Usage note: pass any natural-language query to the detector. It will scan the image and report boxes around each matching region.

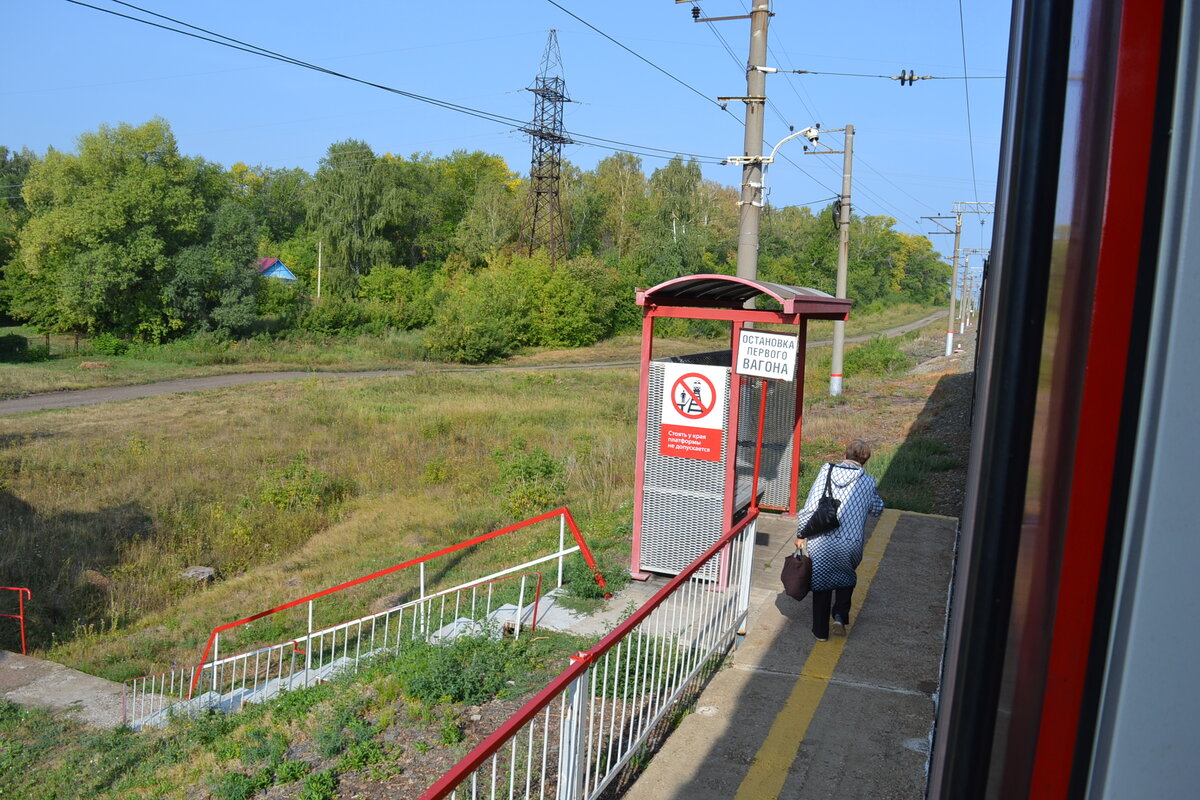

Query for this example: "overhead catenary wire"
[957,0,982,211]
[68,0,726,165]
[543,0,734,118]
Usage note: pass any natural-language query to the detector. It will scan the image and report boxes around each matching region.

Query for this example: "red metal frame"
[631,274,849,579]
[188,507,606,697]
[1028,0,1165,794]
[630,314,657,580]
[1,586,31,655]
[418,507,760,800]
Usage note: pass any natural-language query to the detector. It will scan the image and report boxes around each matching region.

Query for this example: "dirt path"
[0,312,946,416]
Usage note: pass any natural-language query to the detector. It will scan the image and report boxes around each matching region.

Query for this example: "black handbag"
[799,464,841,539]
[780,547,812,600]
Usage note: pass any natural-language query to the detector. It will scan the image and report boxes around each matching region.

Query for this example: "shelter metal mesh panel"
[639,350,799,577]
[736,378,797,510]
[640,354,732,579]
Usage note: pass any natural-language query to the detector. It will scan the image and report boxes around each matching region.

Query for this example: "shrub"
[383,634,563,706]
[493,440,566,517]
[297,297,370,336]
[562,550,627,600]
[0,334,27,362]
[90,332,129,356]
[844,336,912,376]
[258,455,353,510]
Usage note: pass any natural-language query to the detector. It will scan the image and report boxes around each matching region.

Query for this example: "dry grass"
[0,369,640,677]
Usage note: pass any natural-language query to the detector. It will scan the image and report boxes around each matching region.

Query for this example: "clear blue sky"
[6,1,1011,262]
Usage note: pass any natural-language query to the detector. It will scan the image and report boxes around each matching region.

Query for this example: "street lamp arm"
[765,129,814,163]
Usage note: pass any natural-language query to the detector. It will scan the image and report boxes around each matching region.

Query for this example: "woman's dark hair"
[845,439,872,464]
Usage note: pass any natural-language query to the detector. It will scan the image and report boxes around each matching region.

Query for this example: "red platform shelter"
[630,274,850,580]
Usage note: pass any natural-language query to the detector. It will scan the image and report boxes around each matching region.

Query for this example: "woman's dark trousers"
[811,586,854,639]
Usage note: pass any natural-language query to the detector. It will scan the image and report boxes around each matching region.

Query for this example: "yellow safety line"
[734,509,902,800]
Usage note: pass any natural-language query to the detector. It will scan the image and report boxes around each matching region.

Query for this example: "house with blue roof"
[257,257,297,284]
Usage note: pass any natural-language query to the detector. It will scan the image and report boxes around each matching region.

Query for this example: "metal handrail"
[418,508,760,800]
[1,586,31,655]
[183,507,604,698]
[123,570,546,726]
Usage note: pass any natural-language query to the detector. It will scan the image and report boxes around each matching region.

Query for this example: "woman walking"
[796,439,884,641]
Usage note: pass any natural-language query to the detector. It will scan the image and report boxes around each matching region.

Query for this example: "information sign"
[735,330,799,381]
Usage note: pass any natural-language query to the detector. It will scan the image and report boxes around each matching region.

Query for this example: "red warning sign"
[671,373,717,420]
[659,364,726,461]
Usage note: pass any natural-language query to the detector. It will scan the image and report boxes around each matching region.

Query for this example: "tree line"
[0,118,951,362]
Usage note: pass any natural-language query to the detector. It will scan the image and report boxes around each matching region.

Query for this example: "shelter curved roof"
[636,273,850,317]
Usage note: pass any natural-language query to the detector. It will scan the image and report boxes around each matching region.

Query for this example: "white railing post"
[211,633,219,694]
[419,562,427,638]
[557,653,590,800]
[516,575,527,640]
[306,600,314,679]
[558,514,566,589]
[735,520,756,640]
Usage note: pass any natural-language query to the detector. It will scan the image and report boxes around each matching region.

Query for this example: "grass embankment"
[0,304,964,799]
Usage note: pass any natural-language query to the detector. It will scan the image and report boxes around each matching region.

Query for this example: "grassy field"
[0,303,942,398]
[0,305,967,799]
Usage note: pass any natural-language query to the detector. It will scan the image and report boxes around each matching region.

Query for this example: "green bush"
[0,334,27,362]
[258,455,354,510]
[297,297,371,336]
[90,332,129,356]
[844,336,912,376]
[494,440,566,517]
[563,549,628,600]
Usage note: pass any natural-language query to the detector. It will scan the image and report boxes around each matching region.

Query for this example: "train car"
[927,0,1199,796]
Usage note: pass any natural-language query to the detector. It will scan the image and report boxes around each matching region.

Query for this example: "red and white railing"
[419,509,759,800]
[122,507,607,727]
[123,571,542,727]
[1,586,31,655]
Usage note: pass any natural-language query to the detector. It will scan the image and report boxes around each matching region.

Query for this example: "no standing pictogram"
[671,373,718,421]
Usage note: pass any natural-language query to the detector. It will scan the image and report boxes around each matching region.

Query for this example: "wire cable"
[68,1,728,164]
[957,0,982,207]
[544,0,731,114]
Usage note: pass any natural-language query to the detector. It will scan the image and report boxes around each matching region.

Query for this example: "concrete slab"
[0,650,125,728]
[620,510,958,800]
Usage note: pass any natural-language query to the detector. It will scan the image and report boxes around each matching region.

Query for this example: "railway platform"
[619,508,957,800]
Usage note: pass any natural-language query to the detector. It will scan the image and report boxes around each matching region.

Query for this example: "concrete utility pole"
[734,0,771,283]
[921,214,961,355]
[947,216,962,355]
[830,124,854,396]
[959,248,990,333]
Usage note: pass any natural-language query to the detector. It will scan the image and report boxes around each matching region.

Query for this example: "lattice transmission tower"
[520,30,572,265]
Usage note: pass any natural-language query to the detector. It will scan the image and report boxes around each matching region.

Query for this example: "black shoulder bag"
[799,463,841,539]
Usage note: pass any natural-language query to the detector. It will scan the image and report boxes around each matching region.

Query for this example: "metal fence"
[1,586,31,655]
[419,509,759,800]
[123,571,544,728]
[122,507,607,728]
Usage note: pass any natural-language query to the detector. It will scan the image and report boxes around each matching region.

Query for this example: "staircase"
[125,588,579,730]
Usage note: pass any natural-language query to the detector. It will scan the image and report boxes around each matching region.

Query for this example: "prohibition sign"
[672,372,718,420]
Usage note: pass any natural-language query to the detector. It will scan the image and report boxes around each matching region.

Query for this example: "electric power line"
[788,68,1003,82]
[544,0,731,115]
[957,0,982,206]
[68,0,725,165]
